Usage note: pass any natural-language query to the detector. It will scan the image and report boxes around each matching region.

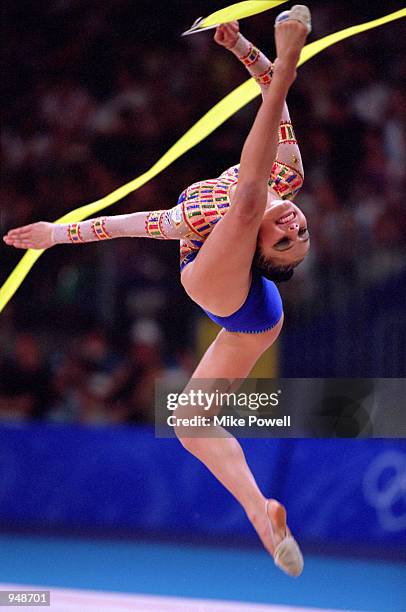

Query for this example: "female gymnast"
[4,6,311,576]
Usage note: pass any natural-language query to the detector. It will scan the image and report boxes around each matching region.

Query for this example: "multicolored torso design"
[179,161,303,271]
[179,166,238,270]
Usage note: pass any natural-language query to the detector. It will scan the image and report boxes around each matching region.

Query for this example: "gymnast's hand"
[214,21,239,49]
[3,222,55,250]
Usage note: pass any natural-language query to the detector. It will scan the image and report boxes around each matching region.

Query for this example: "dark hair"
[253,248,303,283]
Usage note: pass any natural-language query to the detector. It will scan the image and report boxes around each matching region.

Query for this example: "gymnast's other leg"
[174,322,303,576]
[174,326,284,555]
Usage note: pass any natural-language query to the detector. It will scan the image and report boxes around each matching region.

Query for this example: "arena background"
[0,1,405,610]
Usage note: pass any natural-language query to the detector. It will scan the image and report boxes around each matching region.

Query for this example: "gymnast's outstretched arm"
[2,204,194,250]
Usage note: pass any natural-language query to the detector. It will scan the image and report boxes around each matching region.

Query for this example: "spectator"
[0,332,52,420]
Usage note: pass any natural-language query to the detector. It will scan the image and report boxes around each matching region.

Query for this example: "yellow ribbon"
[182,0,287,34]
[1,7,405,313]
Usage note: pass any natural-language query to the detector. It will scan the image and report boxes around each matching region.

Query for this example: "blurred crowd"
[1,1,405,422]
[0,324,195,424]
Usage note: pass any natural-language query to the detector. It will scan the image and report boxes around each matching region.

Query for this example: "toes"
[274,536,304,577]
[7,239,31,249]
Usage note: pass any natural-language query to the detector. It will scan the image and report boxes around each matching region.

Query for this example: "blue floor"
[0,534,405,611]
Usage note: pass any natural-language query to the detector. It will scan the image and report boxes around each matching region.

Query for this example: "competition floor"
[0,534,405,612]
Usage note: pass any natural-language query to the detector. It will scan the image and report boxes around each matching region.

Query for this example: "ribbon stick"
[182,0,287,35]
[1,7,405,314]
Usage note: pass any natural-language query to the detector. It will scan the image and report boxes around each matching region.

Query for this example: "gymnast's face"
[258,199,310,266]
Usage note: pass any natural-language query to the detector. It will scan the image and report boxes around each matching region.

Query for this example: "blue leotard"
[203,271,283,334]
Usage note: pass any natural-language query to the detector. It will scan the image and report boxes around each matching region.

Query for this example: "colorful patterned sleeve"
[268,160,304,200]
[268,113,304,200]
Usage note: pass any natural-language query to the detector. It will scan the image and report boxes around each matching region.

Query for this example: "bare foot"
[249,498,287,556]
[266,498,289,543]
[250,499,303,577]
[267,499,304,577]
[274,5,310,69]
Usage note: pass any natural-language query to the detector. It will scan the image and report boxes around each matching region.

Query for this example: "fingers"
[12,243,30,250]
[5,225,34,238]
[3,222,52,250]
[3,232,28,243]
[6,230,32,240]
[3,225,34,249]
[222,21,238,31]
[214,26,225,42]
[7,223,34,233]
[221,21,239,34]
[215,21,240,48]
[3,236,31,249]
